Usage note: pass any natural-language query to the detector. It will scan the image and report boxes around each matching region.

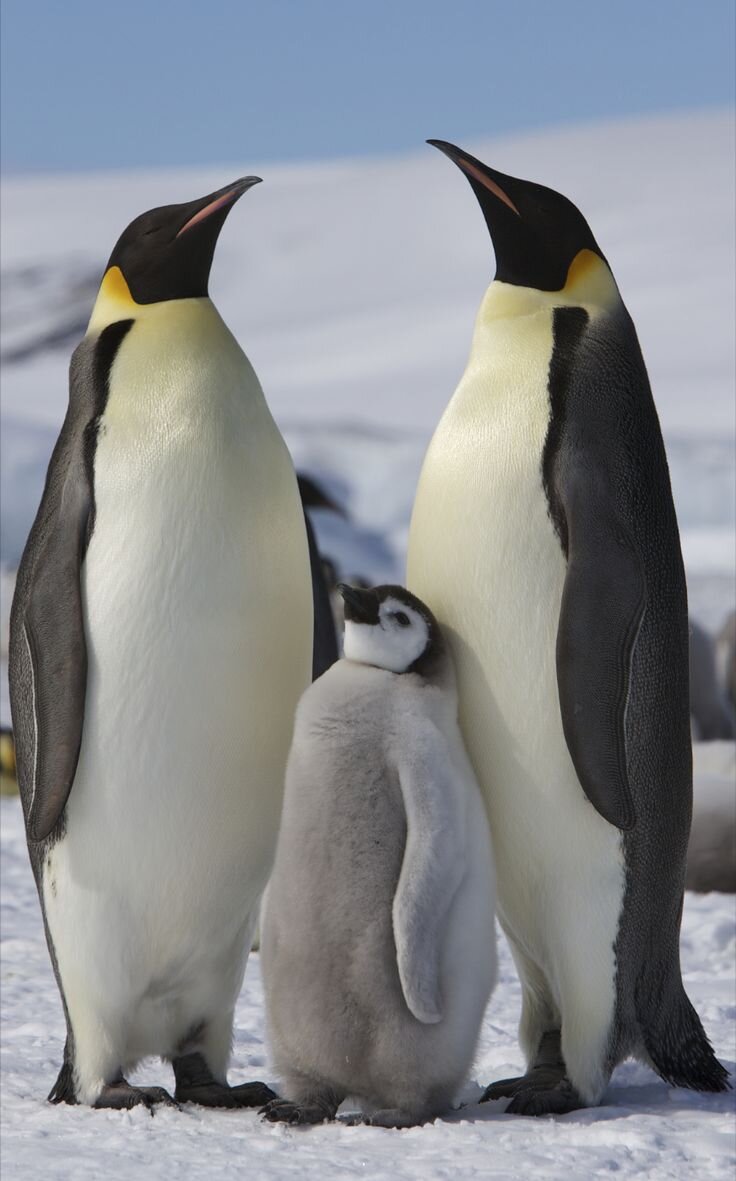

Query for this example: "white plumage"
[43,292,312,1104]
[407,272,626,1106]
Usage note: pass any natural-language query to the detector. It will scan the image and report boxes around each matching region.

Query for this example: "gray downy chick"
[261,584,497,1128]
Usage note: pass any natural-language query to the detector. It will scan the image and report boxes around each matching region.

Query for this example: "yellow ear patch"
[564,249,618,309]
[87,266,140,333]
[99,266,136,305]
[565,249,598,287]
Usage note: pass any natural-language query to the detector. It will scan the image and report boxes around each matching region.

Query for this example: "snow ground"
[1,796,734,1181]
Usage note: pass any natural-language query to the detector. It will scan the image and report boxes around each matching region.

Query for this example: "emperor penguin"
[260,584,496,1128]
[407,142,729,1114]
[9,178,314,1109]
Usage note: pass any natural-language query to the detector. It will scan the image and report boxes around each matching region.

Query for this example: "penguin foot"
[481,1064,569,1103]
[172,1050,275,1108]
[260,1097,333,1125]
[504,1079,583,1117]
[481,1073,582,1115]
[481,1074,529,1101]
[173,1081,276,1110]
[482,1029,573,1109]
[94,1081,179,1113]
[175,1080,277,1109]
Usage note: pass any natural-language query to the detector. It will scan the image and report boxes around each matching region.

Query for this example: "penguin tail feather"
[640,986,731,1093]
[47,1057,78,1104]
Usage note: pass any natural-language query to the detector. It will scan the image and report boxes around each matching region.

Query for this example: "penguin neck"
[476,250,621,329]
[86,265,221,338]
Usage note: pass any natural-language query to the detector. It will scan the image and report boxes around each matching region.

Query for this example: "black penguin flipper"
[545,305,650,832]
[20,473,90,843]
[303,511,339,680]
[555,476,645,831]
[9,322,133,845]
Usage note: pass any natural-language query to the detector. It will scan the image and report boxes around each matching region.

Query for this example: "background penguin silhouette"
[717,611,736,713]
[686,742,736,893]
[689,619,735,741]
[261,584,496,1128]
[297,472,341,676]
[408,142,729,1113]
[9,178,313,1109]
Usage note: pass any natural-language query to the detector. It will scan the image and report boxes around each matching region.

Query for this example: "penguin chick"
[261,584,497,1128]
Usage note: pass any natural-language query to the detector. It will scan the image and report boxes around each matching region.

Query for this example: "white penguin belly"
[408,307,624,1093]
[43,303,312,1096]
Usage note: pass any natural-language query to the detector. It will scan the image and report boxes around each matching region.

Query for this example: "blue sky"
[1,0,734,173]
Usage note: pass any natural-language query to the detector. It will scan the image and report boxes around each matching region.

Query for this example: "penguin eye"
[393,611,410,627]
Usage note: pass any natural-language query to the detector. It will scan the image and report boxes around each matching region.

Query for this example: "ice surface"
[1,795,734,1181]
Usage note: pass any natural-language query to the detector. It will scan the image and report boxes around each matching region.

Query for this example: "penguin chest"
[408,311,623,939]
[65,311,312,931]
[409,310,565,743]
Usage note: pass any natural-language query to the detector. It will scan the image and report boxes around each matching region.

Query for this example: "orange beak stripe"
[455,159,520,216]
[176,186,244,237]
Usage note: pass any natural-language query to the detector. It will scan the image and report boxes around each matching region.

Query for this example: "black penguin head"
[103,176,261,304]
[339,584,445,677]
[428,140,605,291]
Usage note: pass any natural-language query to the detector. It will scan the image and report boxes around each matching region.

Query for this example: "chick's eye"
[393,611,410,627]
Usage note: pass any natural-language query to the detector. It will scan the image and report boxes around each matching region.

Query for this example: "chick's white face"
[343,597,429,673]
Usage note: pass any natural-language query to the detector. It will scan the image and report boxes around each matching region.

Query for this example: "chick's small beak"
[338,584,379,625]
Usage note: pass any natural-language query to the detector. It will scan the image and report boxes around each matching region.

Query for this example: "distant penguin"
[717,611,736,712]
[689,619,735,740]
[261,584,496,1128]
[0,566,15,660]
[686,742,736,893]
[407,141,729,1113]
[9,178,313,1109]
[297,473,341,677]
[0,726,16,795]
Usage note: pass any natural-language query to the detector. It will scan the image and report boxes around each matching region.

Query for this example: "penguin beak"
[176,176,262,238]
[338,584,380,625]
[427,141,520,216]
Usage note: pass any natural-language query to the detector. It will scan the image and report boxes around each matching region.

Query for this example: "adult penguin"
[407,142,729,1114]
[9,178,313,1109]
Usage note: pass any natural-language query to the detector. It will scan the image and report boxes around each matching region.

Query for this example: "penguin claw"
[176,1080,277,1108]
[94,1082,180,1112]
[229,1081,278,1107]
[504,1079,582,1117]
[481,1037,571,1108]
[260,1098,332,1125]
[480,1076,526,1102]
